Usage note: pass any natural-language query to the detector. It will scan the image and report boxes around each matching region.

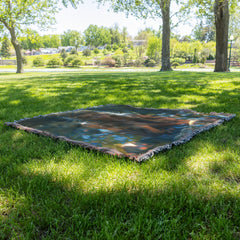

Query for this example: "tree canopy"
[0,0,83,73]
[229,5,240,40]
[84,25,111,47]
[61,30,83,49]
[0,0,59,30]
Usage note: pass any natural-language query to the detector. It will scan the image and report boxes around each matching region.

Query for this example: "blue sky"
[41,1,194,37]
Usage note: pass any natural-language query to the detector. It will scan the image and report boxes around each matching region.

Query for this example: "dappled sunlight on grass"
[0,71,239,239]
[0,193,12,222]
[0,189,30,238]
[22,149,145,193]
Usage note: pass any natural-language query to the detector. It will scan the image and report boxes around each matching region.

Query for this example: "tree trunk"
[160,0,172,71]
[214,0,229,72]
[9,27,24,73]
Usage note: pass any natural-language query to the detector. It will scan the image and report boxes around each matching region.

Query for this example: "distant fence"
[0,59,17,65]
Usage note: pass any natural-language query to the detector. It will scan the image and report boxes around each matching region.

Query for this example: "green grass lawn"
[0,71,239,239]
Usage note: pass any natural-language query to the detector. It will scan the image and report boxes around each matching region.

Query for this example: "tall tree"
[188,0,239,72]
[96,0,178,71]
[61,30,83,49]
[193,20,216,42]
[22,29,42,51]
[121,27,129,44]
[214,0,229,71]
[84,25,111,47]
[0,0,82,73]
[134,28,154,42]
[0,0,60,73]
[160,0,172,71]
[40,34,62,48]
[146,36,162,62]
[109,24,121,45]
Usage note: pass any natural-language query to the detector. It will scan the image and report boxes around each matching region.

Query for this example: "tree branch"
[0,17,11,30]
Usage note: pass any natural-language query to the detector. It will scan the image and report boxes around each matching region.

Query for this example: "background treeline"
[18,25,130,51]
[1,24,240,68]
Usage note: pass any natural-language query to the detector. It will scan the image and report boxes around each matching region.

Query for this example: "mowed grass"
[0,71,239,239]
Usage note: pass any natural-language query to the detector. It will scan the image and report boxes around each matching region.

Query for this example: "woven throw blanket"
[5,104,235,162]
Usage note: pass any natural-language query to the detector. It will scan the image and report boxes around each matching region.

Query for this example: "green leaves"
[62,0,83,8]
[0,0,84,73]
[0,36,11,58]
[61,30,83,48]
[0,0,60,31]
[84,25,111,47]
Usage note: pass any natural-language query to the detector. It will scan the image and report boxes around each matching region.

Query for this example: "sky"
[40,1,195,37]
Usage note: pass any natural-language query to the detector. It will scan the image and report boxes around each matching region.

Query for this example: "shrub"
[173,50,187,59]
[129,43,134,50]
[22,56,28,65]
[171,62,180,68]
[208,54,215,60]
[193,49,199,63]
[112,44,119,51]
[106,45,112,51]
[94,48,99,54]
[122,47,128,53]
[71,57,83,67]
[60,49,68,60]
[133,58,143,67]
[94,58,101,66]
[170,58,185,65]
[128,61,134,67]
[82,49,91,57]
[232,48,240,62]
[47,57,62,68]
[103,49,108,55]
[33,56,45,67]
[144,58,156,67]
[120,43,126,48]
[102,57,116,67]
[112,55,123,67]
[64,56,83,67]
[70,48,78,55]
[114,49,124,55]
[147,36,161,62]
[200,56,207,64]
[193,55,199,63]
[123,53,130,67]
[64,56,75,66]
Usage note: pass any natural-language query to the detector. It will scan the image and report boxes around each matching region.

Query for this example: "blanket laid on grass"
[5,104,235,162]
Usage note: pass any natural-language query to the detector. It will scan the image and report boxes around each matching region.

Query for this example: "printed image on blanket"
[5,104,235,162]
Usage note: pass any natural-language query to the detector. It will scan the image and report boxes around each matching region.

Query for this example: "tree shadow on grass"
[0,71,213,117]
[0,134,240,239]
[0,71,240,239]
[1,128,239,239]
[0,72,192,122]
[1,71,239,169]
